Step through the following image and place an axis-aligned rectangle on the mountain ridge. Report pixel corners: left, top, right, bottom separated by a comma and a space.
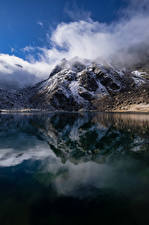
0, 59, 149, 112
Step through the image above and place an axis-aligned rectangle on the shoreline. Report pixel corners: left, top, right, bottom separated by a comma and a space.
0, 104, 149, 114
111, 103, 149, 113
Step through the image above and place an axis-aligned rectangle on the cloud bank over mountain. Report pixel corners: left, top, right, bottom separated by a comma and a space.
0, 0, 149, 89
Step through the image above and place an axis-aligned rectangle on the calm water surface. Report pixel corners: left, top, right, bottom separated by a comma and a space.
0, 112, 149, 225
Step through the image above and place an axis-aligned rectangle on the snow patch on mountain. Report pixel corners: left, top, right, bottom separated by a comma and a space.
69, 81, 85, 104
131, 70, 148, 86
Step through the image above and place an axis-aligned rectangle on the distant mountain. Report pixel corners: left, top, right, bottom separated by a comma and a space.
0, 59, 149, 111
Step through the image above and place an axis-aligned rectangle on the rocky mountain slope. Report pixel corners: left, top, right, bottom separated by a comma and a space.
0, 59, 149, 111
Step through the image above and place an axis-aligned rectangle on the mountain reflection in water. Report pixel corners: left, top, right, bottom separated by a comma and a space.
0, 112, 149, 225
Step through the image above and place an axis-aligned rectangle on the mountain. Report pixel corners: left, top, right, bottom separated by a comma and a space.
0, 59, 149, 111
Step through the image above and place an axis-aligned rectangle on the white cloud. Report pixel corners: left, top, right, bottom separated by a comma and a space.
42, 12, 149, 66
22, 46, 35, 52
10, 47, 15, 53
37, 21, 44, 27
0, 54, 50, 89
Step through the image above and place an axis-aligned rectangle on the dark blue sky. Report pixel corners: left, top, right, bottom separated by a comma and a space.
0, 0, 127, 58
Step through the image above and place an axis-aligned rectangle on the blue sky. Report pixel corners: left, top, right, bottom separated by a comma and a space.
0, 0, 148, 90
0, 0, 127, 58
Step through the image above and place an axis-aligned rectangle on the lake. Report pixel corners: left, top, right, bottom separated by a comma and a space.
0, 112, 149, 225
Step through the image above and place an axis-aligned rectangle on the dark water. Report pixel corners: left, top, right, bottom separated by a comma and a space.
0, 112, 149, 225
